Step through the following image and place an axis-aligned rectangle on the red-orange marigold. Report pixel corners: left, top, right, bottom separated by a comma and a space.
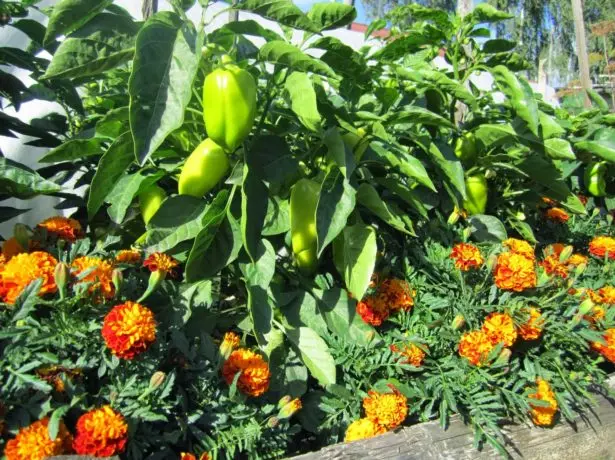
493, 252, 537, 292
503, 238, 535, 260
481, 312, 517, 347
72, 256, 115, 300
4, 417, 72, 460
73, 406, 128, 457
143, 252, 179, 274
598, 286, 615, 305
450, 243, 483, 271
540, 255, 569, 279
37, 216, 83, 242
592, 329, 615, 363
222, 348, 270, 397
589, 236, 615, 260
390, 343, 426, 366
102, 301, 157, 359
458, 330, 494, 366
357, 295, 389, 326
2, 237, 25, 260
518, 308, 544, 341
115, 249, 141, 264
0, 251, 58, 304
378, 278, 415, 312
545, 207, 569, 223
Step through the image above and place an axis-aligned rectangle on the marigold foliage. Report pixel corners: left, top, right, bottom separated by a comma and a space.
102, 301, 157, 359
0, 251, 58, 304
344, 418, 386, 442
73, 405, 128, 457
4, 417, 72, 460
222, 349, 270, 397
450, 243, 483, 271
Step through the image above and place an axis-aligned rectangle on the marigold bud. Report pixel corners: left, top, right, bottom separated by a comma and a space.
452, 314, 465, 330
447, 209, 460, 225
267, 416, 280, 428
495, 348, 512, 365
13, 223, 30, 249
149, 371, 166, 389
112, 269, 123, 294
54, 262, 69, 297
579, 298, 594, 316
277, 395, 292, 409
559, 245, 573, 262
486, 254, 498, 271
277, 398, 302, 419
219, 332, 240, 360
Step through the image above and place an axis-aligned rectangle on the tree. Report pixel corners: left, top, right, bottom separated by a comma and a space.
361, 0, 456, 19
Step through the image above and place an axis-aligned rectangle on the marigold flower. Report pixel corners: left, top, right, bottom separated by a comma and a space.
493, 252, 537, 292
143, 252, 179, 275
222, 348, 270, 397
577, 194, 588, 206
545, 207, 569, 223
37, 216, 83, 242
4, 417, 72, 460
528, 379, 558, 426
115, 249, 141, 264
2, 237, 26, 260
181, 454, 210, 460
0, 251, 58, 304
357, 295, 389, 326
363, 389, 408, 429
72, 256, 115, 300
585, 305, 606, 323
378, 278, 415, 312
450, 243, 483, 271
73, 406, 128, 457
592, 329, 615, 363
598, 286, 615, 305
481, 312, 517, 346
458, 330, 494, 366
390, 343, 426, 366
518, 308, 544, 341
219, 331, 241, 360
568, 253, 588, 266
540, 255, 569, 279
344, 418, 386, 442
503, 238, 535, 260
541, 197, 557, 206
102, 301, 157, 359
589, 236, 615, 260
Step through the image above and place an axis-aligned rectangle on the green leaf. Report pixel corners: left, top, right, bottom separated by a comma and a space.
95, 106, 129, 139
356, 183, 414, 235
307, 2, 356, 31
468, 3, 513, 23
482, 39, 516, 54
129, 11, 203, 164
185, 190, 230, 282
285, 327, 336, 386
263, 197, 290, 236
492, 66, 539, 136
39, 138, 105, 163
587, 89, 609, 113
216, 19, 283, 42
370, 143, 436, 192
376, 178, 429, 218
316, 168, 356, 256
397, 68, 476, 108
333, 224, 377, 301
106, 170, 164, 223
543, 138, 576, 160
385, 107, 455, 130
309, 37, 370, 84
285, 72, 321, 132
247, 135, 300, 186
231, 0, 319, 33
323, 127, 355, 178
48, 406, 70, 440
508, 217, 537, 244
145, 196, 208, 252
43, 13, 137, 80
87, 132, 134, 219
12, 279, 44, 321
575, 129, 615, 163
44, 0, 113, 45
539, 112, 565, 139
0, 158, 60, 199
282, 289, 329, 337
468, 215, 507, 242
241, 163, 268, 262
259, 41, 336, 78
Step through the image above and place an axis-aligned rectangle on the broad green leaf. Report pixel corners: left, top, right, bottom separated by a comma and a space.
263, 197, 290, 236
259, 41, 336, 78
356, 183, 414, 235
397, 68, 475, 108
587, 89, 609, 113
373, 34, 431, 61
0, 158, 60, 199
95, 106, 129, 139
241, 163, 268, 262
309, 37, 370, 84
43, 13, 137, 80
213, 19, 283, 42
285, 326, 336, 386
247, 135, 300, 186
282, 289, 328, 337
508, 217, 537, 244
376, 178, 429, 219
145, 196, 208, 252
231, 0, 319, 33
468, 3, 513, 23
87, 132, 134, 219
492, 66, 539, 136
48, 406, 70, 440
333, 224, 377, 301
426, 142, 466, 200
323, 127, 355, 178
44, 0, 113, 45
575, 128, 615, 163
106, 171, 164, 223
370, 143, 436, 191
384, 107, 455, 130
482, 39, 516, 54
539, 112, 565, 139
544, 138, 575, 160
0, 206, 30, 223
39, 138, 105, 163
129, 12, 202, 164
315, 168, 356, 256
185, 190, 230, 282
468, 215, 507, 242
307, 3, 356, 31
285, 72, 321, 132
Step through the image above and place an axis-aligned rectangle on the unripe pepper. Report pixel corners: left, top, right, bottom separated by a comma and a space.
290, 179, 320, 274
203, 56, 257, 152
178, 138, 230, 197
454, 132, 477, 166
139, 185, 166, 224
584, 161, 607, 197
463, 174, 488, 215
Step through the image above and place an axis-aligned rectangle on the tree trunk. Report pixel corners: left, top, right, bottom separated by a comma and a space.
457, 0, 472, 17
229, 0, 239, 22
571, 0, 592, 107
142, 0, 157, 20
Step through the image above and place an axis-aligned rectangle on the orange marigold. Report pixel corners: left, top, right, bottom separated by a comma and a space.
568, 253, 588, 266
589, 236, 615, 260
585, 305, 606, 323
540, 254, 569, 279
180, 454, 210, 460
390, 343, 426, 367
344, 418, 386, 442
503, 238, 535, 260
143, 252, 179, 275
72, 256, 114, 300
4, 417, 72, 460
482, 312, 517, 346
458, 330, 494, 366
115, 249, 141, 264
37, 216, 83, 242
592, 328, 615, 363
528, 379, 558, 426
0, 251, 58, 304
102, 301, 157, 359
222, 348, 270, 397
598, 286, 615, 305
493, 252, 537, 292
73, 406, 128, 457
450, 243, 483, 271
363, 388, 408, 429
2, 237, 25, 260
357, 295, 389, 326
378, 278, 415, 312
545, 207, 569, 223
518, 308, 544, 341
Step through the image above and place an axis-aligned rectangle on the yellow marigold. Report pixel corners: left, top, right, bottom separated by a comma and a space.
0, 251, 58, 304
2, 237, 25, 260
71, 256, 114, 300
458, 330, 494, 366
390, 343, 426, 367
222, 348, 270, 397
363, 389, 408, 429
568, 253, 588, 266
585, 305, 606, 323
344, 418, 386, 442
4, 417, 72, 460
503, 238, 535, 260
592, 329, 615, 363
73, 406, 128, 456
518, 308, 544, 341
545, 207, 569, 223
115, 249, 141, 264
219, 331, 241, 359
598, 286, 615, 305
482, 312, 517, 347
378, 278, 415, 312
540, 254, 569, 279
493, 252, 537, 292
528, 379, 558, 426
143, 252, 179, 275
450, 243, 483, 271
589, 236, 615, 260
102, 301, 157, 359
37, 216, 83, 242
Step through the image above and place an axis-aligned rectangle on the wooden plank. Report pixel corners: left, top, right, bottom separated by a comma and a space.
291, 376, 615, 460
